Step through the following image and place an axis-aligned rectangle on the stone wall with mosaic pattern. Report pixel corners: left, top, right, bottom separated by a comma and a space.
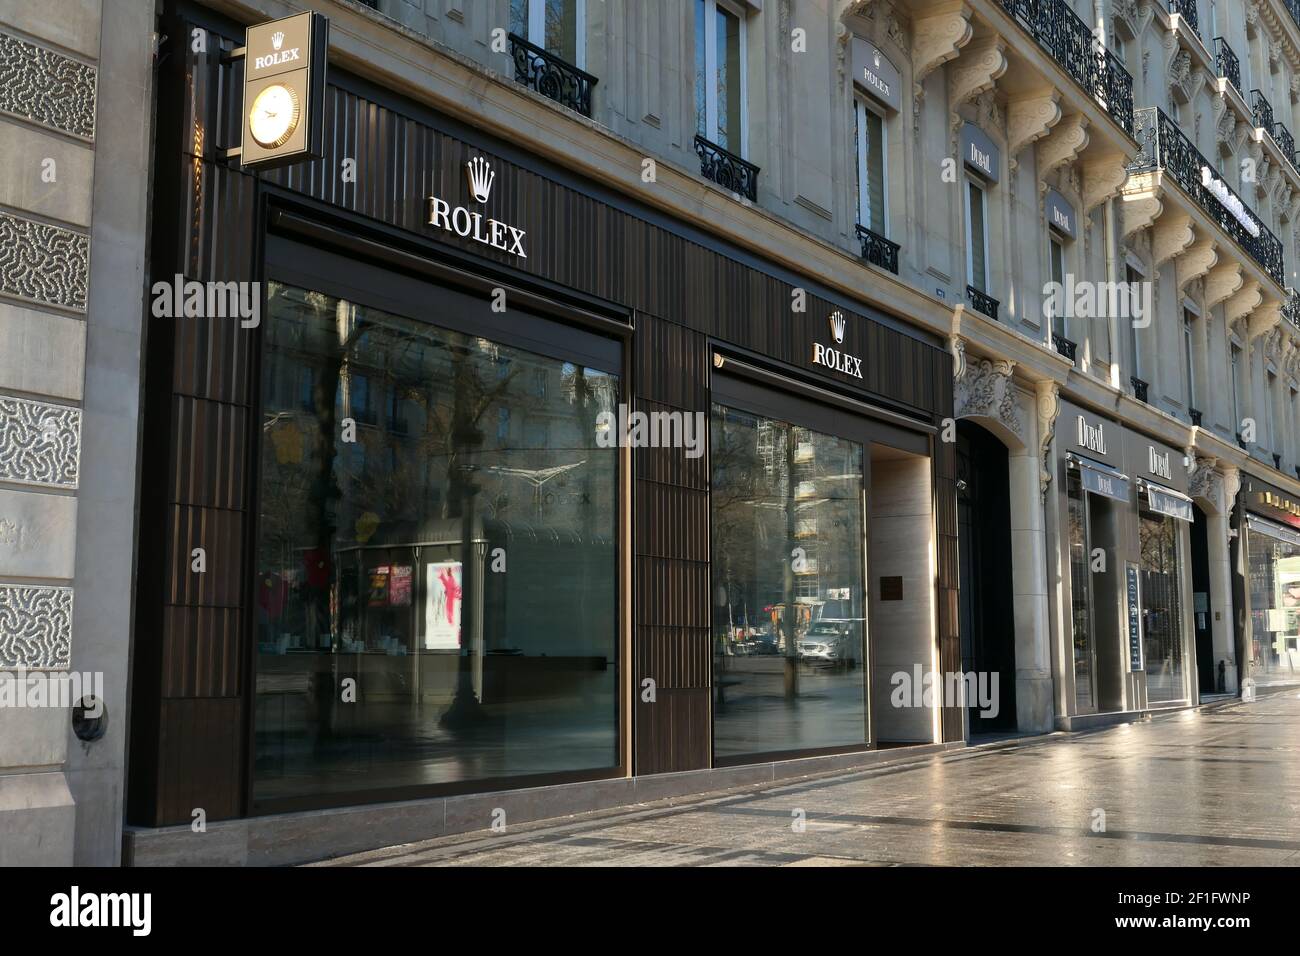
0, 211, 90, 311
0, 584, 73, 669
0, 29, 97, 139
0, 395, 81, 488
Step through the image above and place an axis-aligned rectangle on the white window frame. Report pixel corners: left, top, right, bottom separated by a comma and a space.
1048, 233, 1067, 338
965, 176, 989, 291
854, 97, 889, 237
698, 0, 749, 156
520, 0, 586, 69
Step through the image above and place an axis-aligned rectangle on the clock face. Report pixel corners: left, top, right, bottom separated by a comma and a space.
249, 84, 300, 149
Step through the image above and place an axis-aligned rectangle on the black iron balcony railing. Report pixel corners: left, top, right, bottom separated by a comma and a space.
855, 224, 900, 274
1052, 333, 1077, 361
967, 285, 999, 320
1237, 431, 1248, 449
508, 33, 598, 117
1252, 89, 1275, 131
1131, 376, 1149, 403
1285, 288, 1300, 329
1167, 0, 1200, 36
1275, 123, 1297, 163
1129, 107, 1284, 285
1190, 407, 1203, 426
1275, 453, 1283, 470
1295, 465, 1300, 481
693, 134, 760, 202
996, 0, 1135, 136
1213, 38, 1241, 94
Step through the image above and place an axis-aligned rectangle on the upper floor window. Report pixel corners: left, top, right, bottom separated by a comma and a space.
1048, 235, 1066, 338
1127, 265, 1143, 378
511, 0, 584, 67
966, 179, 989, 293
1267, 370, 1278, 452
1183, 309, 1197, 409
695, 0, 746, 154
1231, 343, 1243, 434
855, 99, 887, 236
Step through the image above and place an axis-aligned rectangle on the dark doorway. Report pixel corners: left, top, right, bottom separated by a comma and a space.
956, 421, 1016, 733
1191, 503, 1214, 695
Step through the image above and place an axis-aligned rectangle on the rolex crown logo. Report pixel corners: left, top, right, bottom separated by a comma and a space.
272, 31, 285, 50
829, 310, 846, 344
466, 156, 495, 204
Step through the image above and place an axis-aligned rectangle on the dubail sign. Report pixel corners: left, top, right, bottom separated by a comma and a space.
427, 157, 528, 258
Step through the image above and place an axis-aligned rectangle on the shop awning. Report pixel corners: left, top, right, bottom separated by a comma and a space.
1073, 455, 1129, 502
1246, 513, 1300, 548
1145, 483, 1194, 522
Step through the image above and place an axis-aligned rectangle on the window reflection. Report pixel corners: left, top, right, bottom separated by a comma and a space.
1247, 530, 1300, 677
710, 403, 867, 759
254, 283, 620, 804
1140, 511, 1184, 702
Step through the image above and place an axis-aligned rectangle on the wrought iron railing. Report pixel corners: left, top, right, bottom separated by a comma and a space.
1252, 89, 1274, 132
1190, 407, 1203, 426
1275, 122, 1297, 162
1275, 453, 1283, 470
855, 224, 900, 274
1237, 431, 1247, 448
996, 0, 1135, 136
693, 134, 760, 201
1131, 376, 1149, 403
508, 33, 598, 117
1052, 333, 1077, 361
1213, 37, 1240, 94
1285, 288, 1300, 329
1129, 107, 1284, 285
967, 285, 999, 320
1167, 0, 1200, 36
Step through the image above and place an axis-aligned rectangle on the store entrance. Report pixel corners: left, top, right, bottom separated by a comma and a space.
956, 421, 1016, 733
1191, 504, 1216, 694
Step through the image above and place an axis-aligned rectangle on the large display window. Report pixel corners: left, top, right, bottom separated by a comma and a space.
251, 265, 621, 807
1139, 509, 1185, 703
1246, 516, 1300, 679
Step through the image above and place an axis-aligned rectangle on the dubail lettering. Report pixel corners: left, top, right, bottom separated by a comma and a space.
427, 157, 527, 258
596, 404, 705, 459
1077, 417, 1107, 455
889, 665, 1000, 718
1148, 446, 1172, 480
151, 275, 261, 328
1042, 275, 1152, 328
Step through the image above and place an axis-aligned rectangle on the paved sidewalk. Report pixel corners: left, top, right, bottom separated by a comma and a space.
315, 692, 1300, 866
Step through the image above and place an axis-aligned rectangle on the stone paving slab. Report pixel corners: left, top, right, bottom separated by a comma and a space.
313, 693, 1300, 867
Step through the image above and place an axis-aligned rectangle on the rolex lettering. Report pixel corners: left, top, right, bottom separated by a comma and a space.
426, 158, 529, 259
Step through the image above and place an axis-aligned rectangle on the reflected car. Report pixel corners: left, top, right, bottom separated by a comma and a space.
798, 620, 863, 665
735, 634, 780, 656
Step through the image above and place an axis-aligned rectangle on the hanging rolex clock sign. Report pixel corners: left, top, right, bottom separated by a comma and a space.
239, 12, 328, 169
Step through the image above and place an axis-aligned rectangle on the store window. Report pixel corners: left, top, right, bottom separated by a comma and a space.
855, 98, 887, 237
710, 402, 867, 759
695, 0, 746, 153
253, 281, 620, 806
510, 0, 584, 66
1067, 472, 1094, 713
1140, 510, 1185, 702
1247, 518, 1300, 676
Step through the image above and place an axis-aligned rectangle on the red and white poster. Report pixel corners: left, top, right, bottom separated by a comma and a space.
424, 561, 463, 649
389, 565, 413, 607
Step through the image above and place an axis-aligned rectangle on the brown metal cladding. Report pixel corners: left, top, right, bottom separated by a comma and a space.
133, 5, 956, 820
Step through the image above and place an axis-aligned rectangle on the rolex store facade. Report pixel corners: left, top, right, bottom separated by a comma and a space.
1053, 401, 1196, 730
123, 1, 959, 865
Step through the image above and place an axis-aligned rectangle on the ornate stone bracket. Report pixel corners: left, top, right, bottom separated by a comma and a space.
1120, 192, 1162, 237
1224, 279, 1262, 323
948, 36, 1006, 129
911, 1, 972, 89
1172, 237, 1215, 298
1247, 298, 1282, 343
1189, 455, 1226, 513
1204, 261, 1243, 308
1152, 212, 1195, 267
953, 343, 1024, 445
1082, 154, 1130, 212
1036, 114, 1089, 183
1034, 380, 1060, 501
1007, 90, 1061, 159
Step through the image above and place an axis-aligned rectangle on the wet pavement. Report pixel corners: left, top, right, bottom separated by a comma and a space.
316, 691, 1300, 866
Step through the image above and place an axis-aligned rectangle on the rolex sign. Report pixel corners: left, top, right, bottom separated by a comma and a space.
240, 12, 328, 170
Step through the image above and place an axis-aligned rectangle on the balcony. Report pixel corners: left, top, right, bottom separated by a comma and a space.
1285, 288, 1300, 329
1128, 107, 1284, 286
1213, 38, 1240, 94
1052, 333, 1077, 362
996, 0, 1134, 137
1190, 407, 1203, 427
694, 134, 759, 202
967, 286, 999, 321
856, 224, 900, 275
508, 33, 598, 117
1275, 453, 1283, 470
1131, 377, 1149, 403
1252, 89, 1275, 132
1166, 0, 1199, 37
